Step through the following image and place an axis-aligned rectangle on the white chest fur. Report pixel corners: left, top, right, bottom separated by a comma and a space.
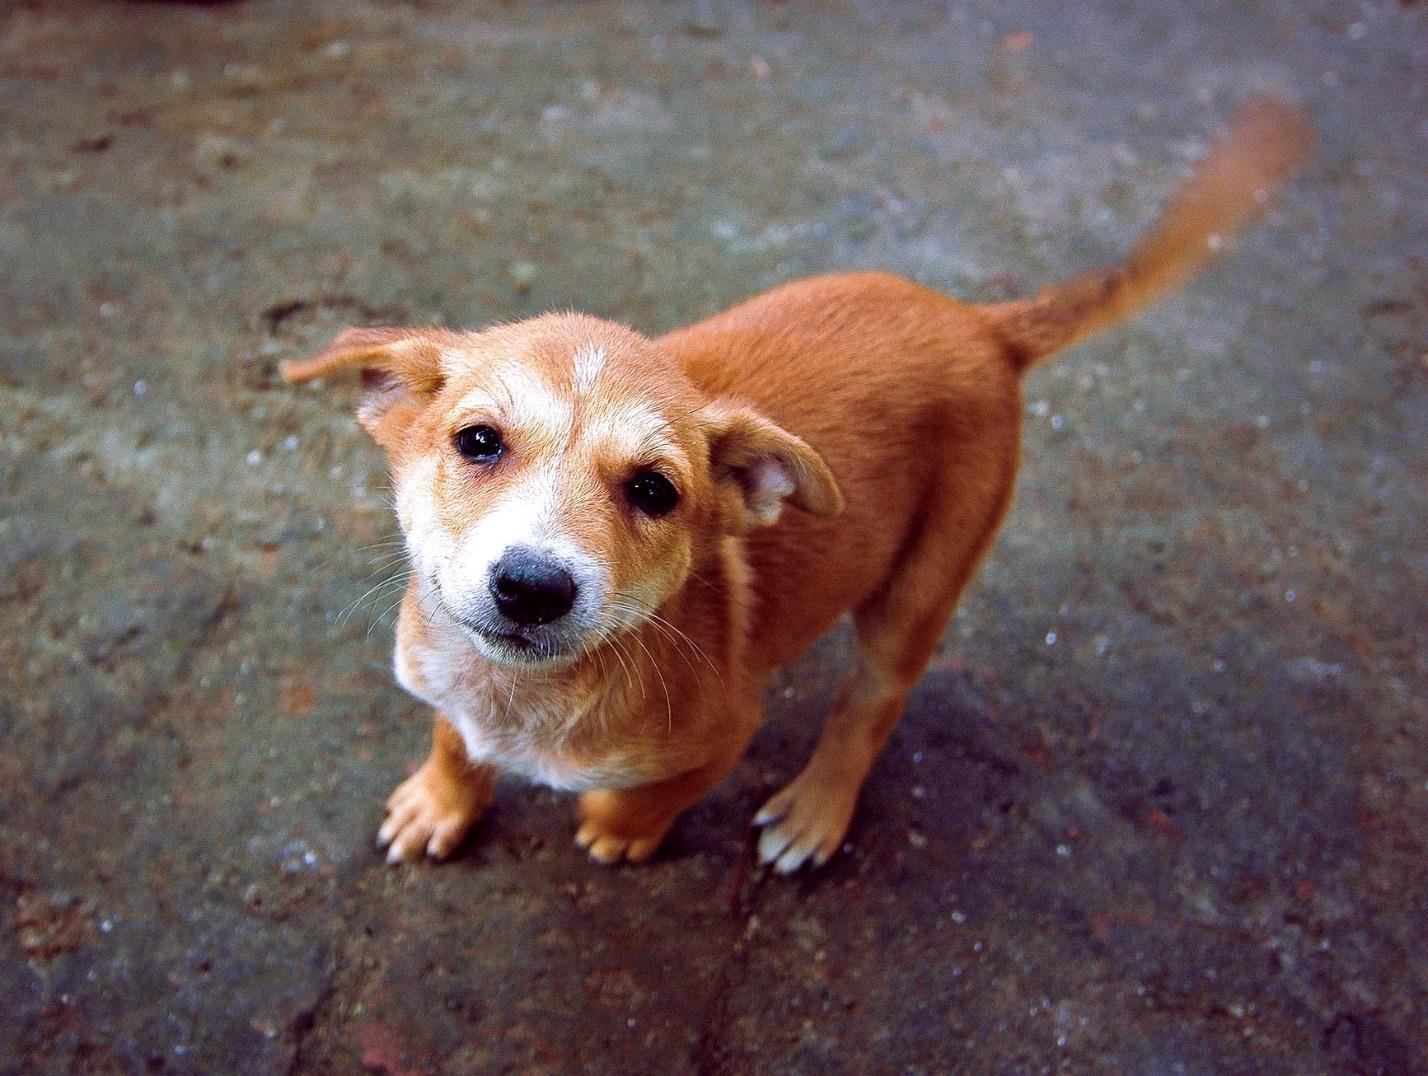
392, 621, 644, 792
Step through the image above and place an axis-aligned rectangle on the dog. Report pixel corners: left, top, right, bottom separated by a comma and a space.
282, 98, 1307, 873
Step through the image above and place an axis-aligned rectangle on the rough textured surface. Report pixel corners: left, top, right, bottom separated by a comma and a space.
2, 1, 1424, 1072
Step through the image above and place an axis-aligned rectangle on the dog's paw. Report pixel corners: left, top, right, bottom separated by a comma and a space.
574, 790, 672, 865
752, 768, 859, 873
573, 825, 662, 865
377, 761, 490, 864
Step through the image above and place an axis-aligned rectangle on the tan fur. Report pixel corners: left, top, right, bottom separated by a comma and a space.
282, 98, 1308, 872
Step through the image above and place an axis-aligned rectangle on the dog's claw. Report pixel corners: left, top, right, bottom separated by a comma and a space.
752, 769, 858, 873
752, 802, 784, 827
378, 760, 488, 864
756, 822, 823, 874
574, 824, 659, 865
773, 842, 817, 875
756, 824, 794, 865
573, 789, 674, 865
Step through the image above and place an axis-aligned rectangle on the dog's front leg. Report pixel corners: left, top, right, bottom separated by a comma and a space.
378, 714, 497, 863
575, 752, 739, 865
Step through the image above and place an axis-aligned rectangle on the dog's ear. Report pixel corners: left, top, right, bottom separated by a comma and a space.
702, 404, 843, 529
280, 327, 448, 440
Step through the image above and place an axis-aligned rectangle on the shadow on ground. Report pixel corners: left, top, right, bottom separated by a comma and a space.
1, 1, 1424, 1071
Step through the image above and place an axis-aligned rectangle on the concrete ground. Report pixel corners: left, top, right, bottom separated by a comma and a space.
2, 1, 1424, 1072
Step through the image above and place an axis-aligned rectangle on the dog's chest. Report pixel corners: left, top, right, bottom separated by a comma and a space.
393, 632, 642, 792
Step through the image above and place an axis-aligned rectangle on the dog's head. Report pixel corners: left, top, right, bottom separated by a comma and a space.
283, 314, 841, 668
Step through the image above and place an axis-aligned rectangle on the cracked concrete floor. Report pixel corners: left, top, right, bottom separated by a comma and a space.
1, 1, 1424, 1072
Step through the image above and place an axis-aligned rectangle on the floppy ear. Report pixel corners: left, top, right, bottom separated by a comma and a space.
703, 403, 843, 529
280, 327, 449, 438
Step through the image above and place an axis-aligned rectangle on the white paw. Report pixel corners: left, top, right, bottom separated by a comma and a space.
752, 770, 859, 874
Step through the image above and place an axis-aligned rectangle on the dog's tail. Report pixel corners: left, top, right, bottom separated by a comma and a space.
984, 97, 1310, 372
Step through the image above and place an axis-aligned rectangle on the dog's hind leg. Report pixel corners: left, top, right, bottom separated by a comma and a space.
753, 459, 1015, 873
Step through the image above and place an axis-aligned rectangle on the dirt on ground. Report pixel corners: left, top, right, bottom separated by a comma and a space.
1, 1, 1424, 1072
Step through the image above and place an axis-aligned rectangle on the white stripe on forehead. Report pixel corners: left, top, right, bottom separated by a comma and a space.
572, 343, 606, 394
584, 405, 676, 461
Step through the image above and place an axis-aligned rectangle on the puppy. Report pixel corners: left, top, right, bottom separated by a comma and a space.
282, 99, 1307, 873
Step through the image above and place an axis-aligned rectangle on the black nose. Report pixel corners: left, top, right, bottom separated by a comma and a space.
489, 548, 578, 626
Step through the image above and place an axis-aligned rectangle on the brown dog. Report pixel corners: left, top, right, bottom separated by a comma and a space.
283, 99, 1307, 873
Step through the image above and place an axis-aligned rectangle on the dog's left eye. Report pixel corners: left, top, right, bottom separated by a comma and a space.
454, 424, 503, 462
626, 470, 679, 517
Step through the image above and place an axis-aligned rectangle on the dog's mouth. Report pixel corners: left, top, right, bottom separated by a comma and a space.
429, 583, 582, 668
457, 615, 552, 661
474, 626, 541, 654
484, 627, 533, 648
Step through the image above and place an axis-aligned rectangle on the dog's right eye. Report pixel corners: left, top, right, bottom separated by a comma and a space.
626, 470, 679, 517
454, 424, 504, 462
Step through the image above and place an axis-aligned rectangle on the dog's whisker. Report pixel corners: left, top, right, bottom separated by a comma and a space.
336, 571, 412, 627
607, 600, 724, 693
607, 632, 643, 714
367, 589, 412, 637
499, 662, 521, 731
622, 628, 673, 736
354, 554, 411, 583
608, 603, 704, 692
642, 608, 723, 682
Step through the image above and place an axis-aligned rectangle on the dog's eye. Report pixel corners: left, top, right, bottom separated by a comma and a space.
454, 424, 503, 462
626, 470, 679, 517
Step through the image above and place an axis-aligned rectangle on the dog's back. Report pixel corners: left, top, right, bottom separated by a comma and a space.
662, 272, 1019, 671
661, 97, 1309, 676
